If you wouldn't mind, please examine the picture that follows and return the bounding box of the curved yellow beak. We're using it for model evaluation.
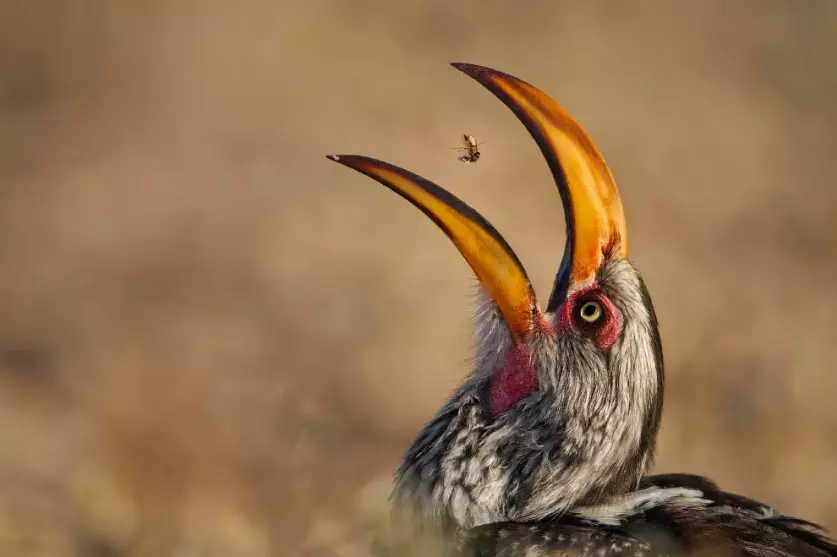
[327,63,628,337]
[452,63,627,312]
[325,154,539,342]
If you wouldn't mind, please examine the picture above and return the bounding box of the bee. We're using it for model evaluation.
[453,134,484,164]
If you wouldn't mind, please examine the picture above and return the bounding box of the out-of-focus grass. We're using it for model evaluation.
[0,1,836,554]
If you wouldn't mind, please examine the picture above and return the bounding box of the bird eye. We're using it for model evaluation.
[578,300,603,324]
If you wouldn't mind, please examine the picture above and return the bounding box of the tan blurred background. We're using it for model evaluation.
[0,0,836,555]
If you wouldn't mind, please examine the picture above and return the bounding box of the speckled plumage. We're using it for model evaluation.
[461,475,837,557]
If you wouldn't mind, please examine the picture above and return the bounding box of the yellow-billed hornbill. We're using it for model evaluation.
[326,64,837,557]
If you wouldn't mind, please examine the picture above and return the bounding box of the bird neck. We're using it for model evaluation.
[390,374,660,530]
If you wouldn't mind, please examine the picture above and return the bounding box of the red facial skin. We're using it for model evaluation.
[488,343,537,418]
[487,282,623,419]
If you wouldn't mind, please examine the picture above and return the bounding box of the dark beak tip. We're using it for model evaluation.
[450,62,490,77]
[451,62,520,89]
[326,154,363,168]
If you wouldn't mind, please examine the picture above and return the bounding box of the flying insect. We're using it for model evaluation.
[453,134,484,163]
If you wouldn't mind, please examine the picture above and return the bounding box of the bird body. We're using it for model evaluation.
[326,63,837,557]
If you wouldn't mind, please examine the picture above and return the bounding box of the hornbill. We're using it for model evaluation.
[325,64,837,556]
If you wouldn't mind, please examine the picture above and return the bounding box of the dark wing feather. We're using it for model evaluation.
[641,473,837,556]
[458,476,837,557]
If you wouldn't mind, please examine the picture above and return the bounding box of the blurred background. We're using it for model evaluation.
[0,0,836,555]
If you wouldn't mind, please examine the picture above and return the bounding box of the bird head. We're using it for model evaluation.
[326,64,664,530]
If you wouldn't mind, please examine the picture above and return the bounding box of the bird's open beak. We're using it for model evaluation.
[327,64,627,336]
[451,63,628,312]
[325,154,539,342]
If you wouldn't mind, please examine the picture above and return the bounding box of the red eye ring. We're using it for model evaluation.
[557,286,623,351]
